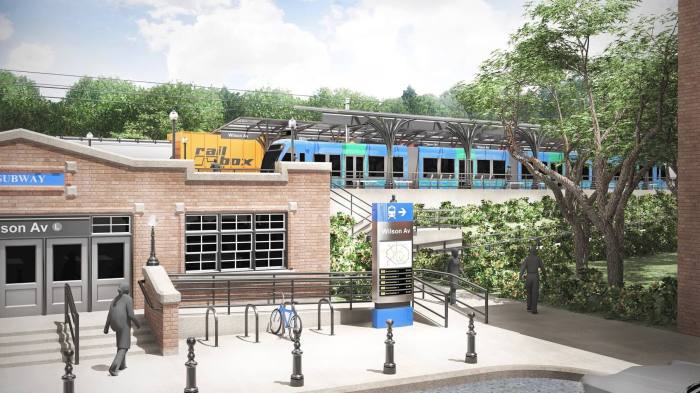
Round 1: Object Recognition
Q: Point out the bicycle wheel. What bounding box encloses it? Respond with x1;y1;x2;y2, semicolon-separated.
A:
269;309;282;335
288;314;303;340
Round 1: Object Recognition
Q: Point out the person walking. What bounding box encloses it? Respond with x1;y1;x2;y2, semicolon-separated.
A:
103;282;140;376
446;249;462;305
520;245;546;314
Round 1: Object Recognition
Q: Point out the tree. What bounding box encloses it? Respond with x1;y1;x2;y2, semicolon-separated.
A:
0;71;50;132
456;1;677;286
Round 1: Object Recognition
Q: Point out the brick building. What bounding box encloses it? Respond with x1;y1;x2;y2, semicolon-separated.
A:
0;129;331;317
678;0;700;337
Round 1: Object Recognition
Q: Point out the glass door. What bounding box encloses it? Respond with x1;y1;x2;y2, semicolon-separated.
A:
91;237;131;311
345;156;364;187
46;238;88;314
0;239;43;317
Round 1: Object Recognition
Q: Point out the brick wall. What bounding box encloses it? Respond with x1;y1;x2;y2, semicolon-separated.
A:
0;139;331;311
678;0;700;337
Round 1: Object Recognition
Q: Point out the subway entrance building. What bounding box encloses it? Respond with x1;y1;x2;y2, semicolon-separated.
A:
0;129;331;317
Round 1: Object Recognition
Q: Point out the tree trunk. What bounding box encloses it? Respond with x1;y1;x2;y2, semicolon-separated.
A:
603;224;625;287
572;221;590;274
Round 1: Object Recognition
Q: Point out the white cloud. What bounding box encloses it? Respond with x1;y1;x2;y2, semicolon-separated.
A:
137;0;524;97
6;43;56;71
0;13;13;41
135;0;675;98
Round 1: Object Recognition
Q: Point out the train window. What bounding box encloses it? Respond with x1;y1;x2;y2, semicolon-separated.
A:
393;157;404;178
368;156;384;177
423;158;438;177
299;153;305;162
493;160;506;174
458;159;471;175
282;153;291;162
329;155;341;177
440;158;454;174
647;167;654;179
477;160;490;174
550;162;563;174
521;163;534;179
314;154;325;162
581;166;591;180
659;166;667;178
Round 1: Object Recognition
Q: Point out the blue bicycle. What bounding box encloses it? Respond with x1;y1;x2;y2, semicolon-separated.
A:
268;294;303;340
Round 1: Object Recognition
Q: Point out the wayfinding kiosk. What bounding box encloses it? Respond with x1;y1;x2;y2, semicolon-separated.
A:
371;202;414;328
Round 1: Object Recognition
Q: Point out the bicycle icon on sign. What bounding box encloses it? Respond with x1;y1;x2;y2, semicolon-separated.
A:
268;293;303;340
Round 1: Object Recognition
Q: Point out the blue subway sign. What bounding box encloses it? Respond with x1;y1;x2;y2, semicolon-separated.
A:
372;203;413;222
0;172;65;187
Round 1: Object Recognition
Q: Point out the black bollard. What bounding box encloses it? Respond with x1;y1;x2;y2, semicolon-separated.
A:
62;348;75;393
184;337;199;393
465;312;477;364
290;329;304;387
383;319;396;375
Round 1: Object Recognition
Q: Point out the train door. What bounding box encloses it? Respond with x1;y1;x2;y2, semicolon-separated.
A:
345;156;364;187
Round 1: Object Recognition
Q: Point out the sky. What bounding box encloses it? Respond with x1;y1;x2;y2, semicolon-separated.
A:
0;0;677;99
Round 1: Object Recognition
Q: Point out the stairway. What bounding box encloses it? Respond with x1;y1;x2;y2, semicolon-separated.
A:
0;315;158;368
330;186;373;235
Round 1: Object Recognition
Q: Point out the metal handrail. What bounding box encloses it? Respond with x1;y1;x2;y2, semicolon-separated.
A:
204;306;218;347
138;279;162;310
414;269;489;324
412;277;449;328
64;283;79;365
244;304;259;343
317;298;335;335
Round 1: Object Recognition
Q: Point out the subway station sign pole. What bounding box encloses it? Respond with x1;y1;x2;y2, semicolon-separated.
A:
371;202;414;328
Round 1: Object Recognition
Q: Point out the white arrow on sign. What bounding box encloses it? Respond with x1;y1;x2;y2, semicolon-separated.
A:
399;208;407;217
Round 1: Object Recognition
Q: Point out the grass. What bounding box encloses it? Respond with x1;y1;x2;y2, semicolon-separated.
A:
589;252;677;286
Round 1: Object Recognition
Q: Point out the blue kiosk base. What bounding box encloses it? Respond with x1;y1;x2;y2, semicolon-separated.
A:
372;304;413;328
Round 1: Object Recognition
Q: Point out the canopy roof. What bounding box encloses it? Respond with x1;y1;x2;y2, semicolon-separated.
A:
214;106;563;151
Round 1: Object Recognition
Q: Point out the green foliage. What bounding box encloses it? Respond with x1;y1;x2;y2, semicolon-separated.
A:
411;193;677;325
330;213;371;272
0;71;51;132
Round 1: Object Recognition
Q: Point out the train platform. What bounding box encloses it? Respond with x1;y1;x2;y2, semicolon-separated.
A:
2;295;698;393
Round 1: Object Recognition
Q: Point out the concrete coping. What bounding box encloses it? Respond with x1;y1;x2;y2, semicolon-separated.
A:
0;129;331;184
142;265;181;305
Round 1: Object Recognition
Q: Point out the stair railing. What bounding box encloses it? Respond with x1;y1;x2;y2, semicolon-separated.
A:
64;283;80;364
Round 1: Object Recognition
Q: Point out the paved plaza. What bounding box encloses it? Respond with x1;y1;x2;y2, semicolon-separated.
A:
2;295;699;393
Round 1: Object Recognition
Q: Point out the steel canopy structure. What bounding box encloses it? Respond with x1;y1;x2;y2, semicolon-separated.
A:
213;106;562;188
214;106;562;151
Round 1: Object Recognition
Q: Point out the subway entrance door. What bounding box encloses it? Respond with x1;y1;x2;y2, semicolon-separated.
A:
46;238;88;314
91;237;131;311
0;239;43;317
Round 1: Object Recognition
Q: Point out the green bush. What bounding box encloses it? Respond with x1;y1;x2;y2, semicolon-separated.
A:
330;213;371;272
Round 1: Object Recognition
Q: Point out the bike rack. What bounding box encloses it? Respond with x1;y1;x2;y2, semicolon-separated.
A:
317;298;335;336
205;306;219;347
244;304;259;343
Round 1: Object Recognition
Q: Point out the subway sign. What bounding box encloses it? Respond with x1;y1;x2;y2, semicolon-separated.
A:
0;218;90;239
0;172;64;187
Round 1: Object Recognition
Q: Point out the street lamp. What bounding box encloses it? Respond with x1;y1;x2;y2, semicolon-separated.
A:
86;132;94;147
146;215;160;266
169;110;179;159
182;136;189;160
288;118;297;162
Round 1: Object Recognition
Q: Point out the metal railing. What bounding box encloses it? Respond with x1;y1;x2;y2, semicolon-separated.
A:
317;298;335;335
330;186;373;235
414;269;489;324
203;306;219;347
169;271;373;312
244;304;259;343
412;277;450;327
63;283;79;365
138;279;162;310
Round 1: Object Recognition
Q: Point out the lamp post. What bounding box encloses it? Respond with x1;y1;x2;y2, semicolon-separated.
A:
288;118;297;162
146;215;160;266
182;136;189;160
86;132;94;147
169;110;179;159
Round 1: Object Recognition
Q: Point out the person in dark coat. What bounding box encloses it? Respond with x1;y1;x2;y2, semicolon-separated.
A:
104;282;140;376
446;249;463;305
210;159;221;172
520;245;546;314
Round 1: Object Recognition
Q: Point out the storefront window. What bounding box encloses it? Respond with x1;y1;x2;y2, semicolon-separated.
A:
185;213;286;272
